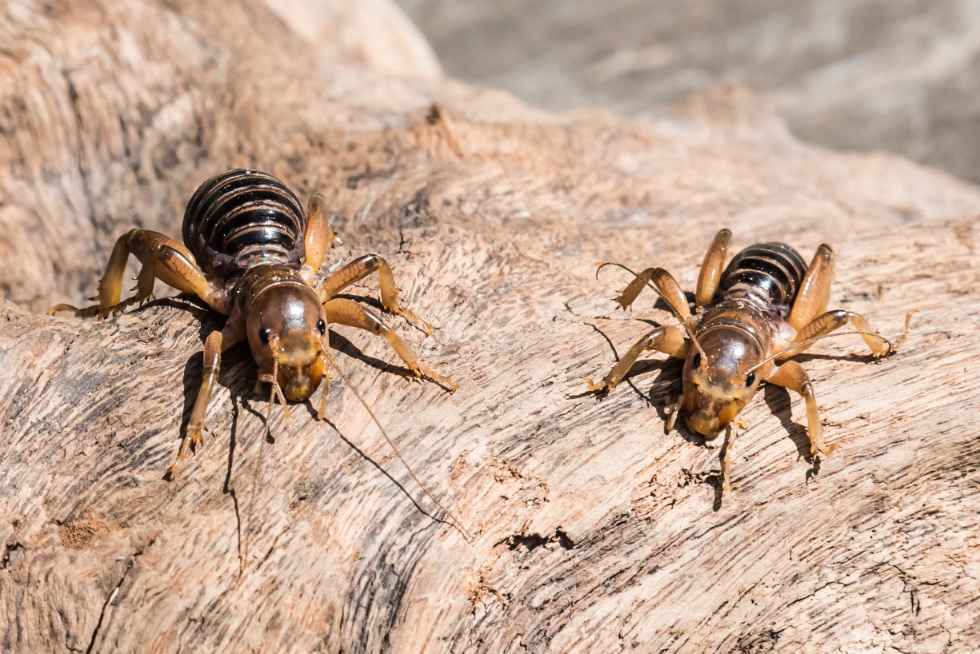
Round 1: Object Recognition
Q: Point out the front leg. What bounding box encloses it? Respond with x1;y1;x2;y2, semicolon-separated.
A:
766;360;836;458
586;325;688;394
166;322;242;480
49;229;228;317
323;298;456;391
319;254;433;335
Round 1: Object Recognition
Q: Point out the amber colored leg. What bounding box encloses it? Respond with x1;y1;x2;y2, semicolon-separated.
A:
323;298;456;391
166;324;241;480
766;360;836;458
604;265;693;326
49;229;228;317
133;261;156;305
301;192;337;278
695;228;732;308
788;244;834;330
586;325;688;394
782;309;893;360
319;254;433;335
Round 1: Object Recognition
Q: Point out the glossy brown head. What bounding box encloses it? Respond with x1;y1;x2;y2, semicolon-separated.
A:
681;327;765;439
245;282;328;402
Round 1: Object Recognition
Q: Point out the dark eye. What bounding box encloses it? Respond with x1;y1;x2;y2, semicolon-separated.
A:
745;372;757;386
691;353;701;369
259;327;271;344
316;319;326;335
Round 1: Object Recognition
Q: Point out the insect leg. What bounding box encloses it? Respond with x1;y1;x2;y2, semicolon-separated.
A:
49;231;135;317
301;192;337;279
788;244;834;330
782;309;893;359
49;230;229;317
765;360;837;458
695;228;732;308
586;325;688;393
319;255;434;335
598;265;693;324
166;323;242;480
323;298;456;391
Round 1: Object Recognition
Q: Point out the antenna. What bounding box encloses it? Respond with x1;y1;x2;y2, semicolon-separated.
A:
322;343;472;543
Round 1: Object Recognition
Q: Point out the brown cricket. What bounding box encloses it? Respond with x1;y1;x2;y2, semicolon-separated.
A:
50;168;457;481
587;228;907;495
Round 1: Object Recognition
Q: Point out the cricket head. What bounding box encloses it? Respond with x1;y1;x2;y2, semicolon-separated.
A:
681;327;764;438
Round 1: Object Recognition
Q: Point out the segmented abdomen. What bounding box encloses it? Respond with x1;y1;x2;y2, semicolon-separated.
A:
718;242;808;308
182;169;306;278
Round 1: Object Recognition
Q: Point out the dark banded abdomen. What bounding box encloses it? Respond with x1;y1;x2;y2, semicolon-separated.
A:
182;169;306;278
718;242;808;308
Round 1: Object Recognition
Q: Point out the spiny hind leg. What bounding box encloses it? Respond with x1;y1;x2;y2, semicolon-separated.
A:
300;192;338;279
319;254;434;335
788;244;834;330
598;264;693;327
586;325;687;394
323;298;456;391
766;360;836;458
695;228;732;308
49;231;137;317
49;229;228;317
782;309;895;360
166;324;241;480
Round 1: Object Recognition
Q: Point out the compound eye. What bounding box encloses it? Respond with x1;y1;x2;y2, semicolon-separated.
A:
316;319;327;335
745;371;757;387
259;327;272;345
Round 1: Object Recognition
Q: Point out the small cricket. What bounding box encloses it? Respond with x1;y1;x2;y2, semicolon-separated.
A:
587;228;909;496
50;169;466;544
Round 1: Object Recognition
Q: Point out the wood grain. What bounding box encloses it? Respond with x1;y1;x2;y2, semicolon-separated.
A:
1;1;979;652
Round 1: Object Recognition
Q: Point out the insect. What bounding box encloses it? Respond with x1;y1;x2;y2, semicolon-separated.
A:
50;168;457;479
587;228;906;495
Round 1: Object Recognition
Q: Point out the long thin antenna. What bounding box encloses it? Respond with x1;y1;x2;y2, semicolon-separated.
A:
241;345;292;576
325;356;472;543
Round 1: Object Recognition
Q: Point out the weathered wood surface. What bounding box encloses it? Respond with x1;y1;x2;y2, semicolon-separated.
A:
1;1;980;652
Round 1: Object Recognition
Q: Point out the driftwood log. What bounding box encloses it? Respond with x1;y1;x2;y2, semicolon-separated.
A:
1;1;979;652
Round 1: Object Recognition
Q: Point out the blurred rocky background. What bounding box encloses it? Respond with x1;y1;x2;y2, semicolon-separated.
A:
398;0;980;184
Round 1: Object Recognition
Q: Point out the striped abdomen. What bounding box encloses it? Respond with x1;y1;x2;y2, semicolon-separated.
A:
182;169;306;278
717;242;808;310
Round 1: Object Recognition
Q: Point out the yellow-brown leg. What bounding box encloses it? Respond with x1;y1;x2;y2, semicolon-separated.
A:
600;265;693;327
695;228;732;308
49;229;228;317
782;309;893;360
586;325;688;394
323;298;456;391
301;192;337;279
166;324;241;479
788;244;834;330
319;255;433;335
766;360;836;458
